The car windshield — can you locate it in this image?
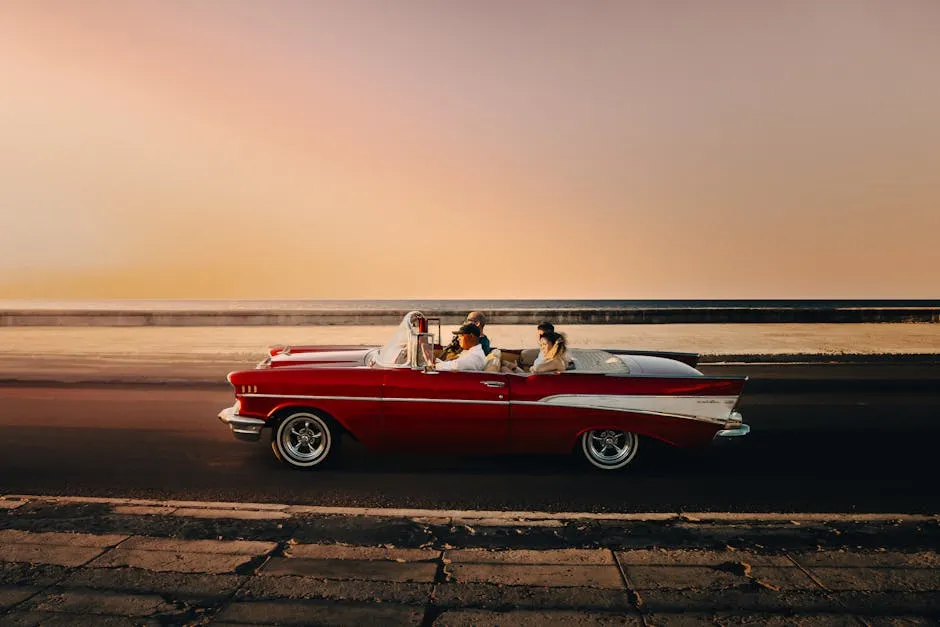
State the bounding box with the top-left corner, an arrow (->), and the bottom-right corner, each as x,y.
374,311 -> 426,368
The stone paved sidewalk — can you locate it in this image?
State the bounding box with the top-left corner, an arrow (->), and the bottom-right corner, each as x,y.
2,527 -> 938,625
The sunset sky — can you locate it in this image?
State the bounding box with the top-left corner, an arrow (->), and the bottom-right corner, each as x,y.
1,1 -> 938,299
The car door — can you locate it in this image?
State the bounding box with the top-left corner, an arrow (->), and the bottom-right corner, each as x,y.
381,368 -> 510,454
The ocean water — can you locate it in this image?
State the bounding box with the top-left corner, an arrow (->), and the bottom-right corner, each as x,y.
2,299 -> 938,312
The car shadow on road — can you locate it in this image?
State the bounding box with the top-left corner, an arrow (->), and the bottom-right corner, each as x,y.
263,435 -> 716,477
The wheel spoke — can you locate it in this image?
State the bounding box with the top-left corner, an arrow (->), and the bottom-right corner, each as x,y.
279,414 -> 334,465
582,429 -> 638,468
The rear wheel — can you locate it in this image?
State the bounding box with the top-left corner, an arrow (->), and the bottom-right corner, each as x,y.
272,411 -> 336,469
580,429 -> 638,471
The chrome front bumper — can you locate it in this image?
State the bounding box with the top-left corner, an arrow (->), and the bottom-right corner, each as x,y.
714,411 -> 750,439
218,406 -> 267,442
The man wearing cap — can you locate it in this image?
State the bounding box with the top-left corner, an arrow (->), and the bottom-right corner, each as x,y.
433,323 -> 486,371
465,311 -> 493,356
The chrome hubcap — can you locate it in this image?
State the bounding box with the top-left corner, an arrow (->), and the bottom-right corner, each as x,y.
587,429 -> 635,466
282,417 -> 327,462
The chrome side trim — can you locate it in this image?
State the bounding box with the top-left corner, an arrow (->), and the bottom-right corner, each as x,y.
382,397 -> 510,405
217,406 -> 267,442
244,393 -> 507,406
240,392 -> 739,424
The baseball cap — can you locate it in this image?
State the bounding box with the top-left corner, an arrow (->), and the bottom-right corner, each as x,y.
452,323 -> 481,337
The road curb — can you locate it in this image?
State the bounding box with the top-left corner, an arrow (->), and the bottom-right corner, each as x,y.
3,526 -> 937,625
3,494 -> 937,524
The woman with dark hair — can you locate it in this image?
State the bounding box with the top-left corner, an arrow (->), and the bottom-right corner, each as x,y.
532,321 -> 555,369
530,330 -> 568,374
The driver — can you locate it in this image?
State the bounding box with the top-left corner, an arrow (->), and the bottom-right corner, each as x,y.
465,311 -> 493,356
432,324 -> 486,371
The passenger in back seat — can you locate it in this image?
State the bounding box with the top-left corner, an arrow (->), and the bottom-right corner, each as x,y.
501,321 -> 561,373
530,330 -> 568,374
532,321 -> 555,370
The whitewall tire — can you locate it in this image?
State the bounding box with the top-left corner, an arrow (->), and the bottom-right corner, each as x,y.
272,411 -> 334,469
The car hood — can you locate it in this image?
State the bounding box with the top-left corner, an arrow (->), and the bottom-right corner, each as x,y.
265,348 -> 374,368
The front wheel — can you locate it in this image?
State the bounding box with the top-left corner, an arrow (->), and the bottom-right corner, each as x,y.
272,411 -> 335,469
580,429 -> 638,471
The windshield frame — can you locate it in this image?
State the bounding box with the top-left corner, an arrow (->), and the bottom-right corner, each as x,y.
373,310 -> 428,369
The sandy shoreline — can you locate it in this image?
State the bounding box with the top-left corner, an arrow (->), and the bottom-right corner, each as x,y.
2,323 -> 939,360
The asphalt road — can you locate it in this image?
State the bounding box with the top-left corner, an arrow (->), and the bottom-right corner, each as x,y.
1,364 -> 938,513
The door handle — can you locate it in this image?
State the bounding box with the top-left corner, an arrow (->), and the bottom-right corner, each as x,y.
482,381 -> 505,388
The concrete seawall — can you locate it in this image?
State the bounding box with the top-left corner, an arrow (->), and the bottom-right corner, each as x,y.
1,307 -> 939,326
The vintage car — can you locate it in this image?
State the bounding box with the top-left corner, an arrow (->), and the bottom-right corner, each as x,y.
217,311 -> 749,471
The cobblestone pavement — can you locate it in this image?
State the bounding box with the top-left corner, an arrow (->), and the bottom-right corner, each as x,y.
1,496 -> 937,625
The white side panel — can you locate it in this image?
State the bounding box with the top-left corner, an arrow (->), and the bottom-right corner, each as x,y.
537,394 -> 738,423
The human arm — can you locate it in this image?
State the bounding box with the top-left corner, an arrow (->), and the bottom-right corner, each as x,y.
434,346 -> 485,371
434,357 -> 460,371
529,357 -> 566,373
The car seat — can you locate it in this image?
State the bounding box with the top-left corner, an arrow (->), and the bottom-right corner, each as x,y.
483,348 -> 502,372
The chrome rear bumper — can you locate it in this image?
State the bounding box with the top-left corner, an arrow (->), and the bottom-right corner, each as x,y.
218,406 -> 266,442
714,411 -> 750,439
714,424 -> 750,438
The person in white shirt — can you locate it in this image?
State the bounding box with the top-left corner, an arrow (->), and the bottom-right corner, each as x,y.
433,324 -> 486,371
465,311 -> 493,356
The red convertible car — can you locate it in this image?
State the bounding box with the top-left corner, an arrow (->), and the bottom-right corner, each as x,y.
218,311 -> 749,471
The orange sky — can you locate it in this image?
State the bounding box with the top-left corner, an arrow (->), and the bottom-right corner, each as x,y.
1,1 -> 938,299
